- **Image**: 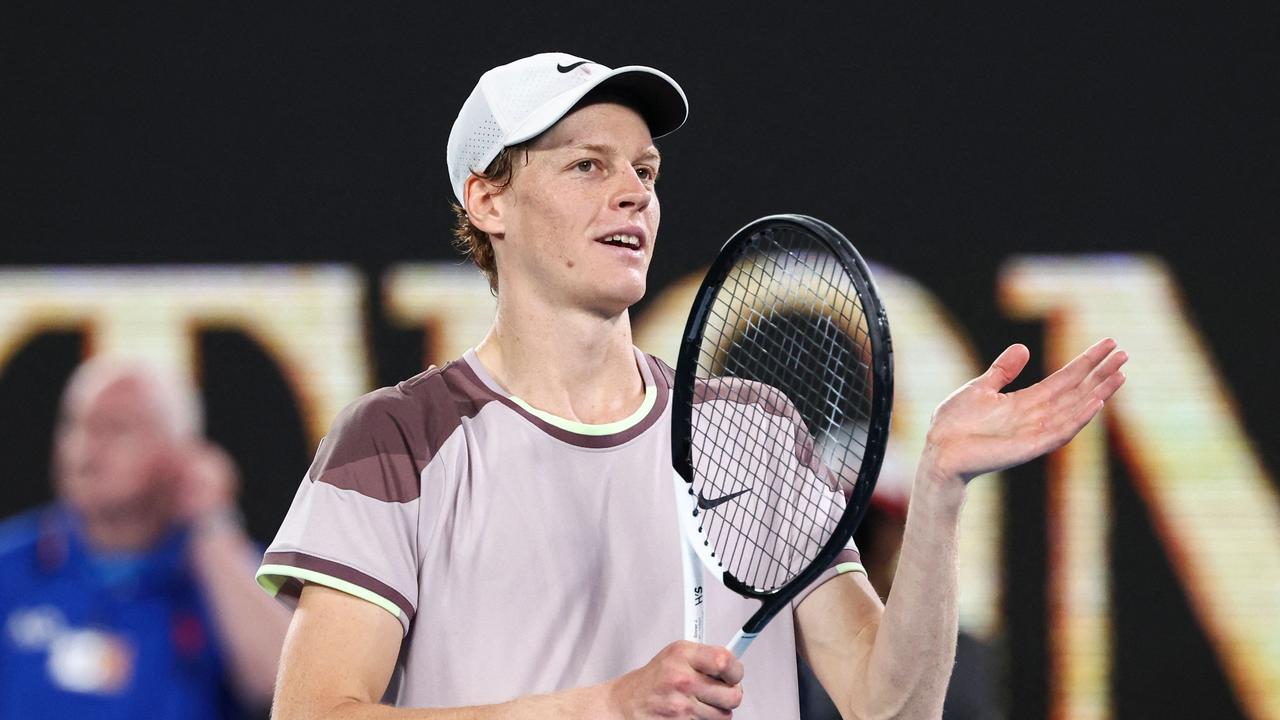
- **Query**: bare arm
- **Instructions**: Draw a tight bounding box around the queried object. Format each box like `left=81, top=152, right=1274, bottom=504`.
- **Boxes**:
left=795, top=462, right=962, bottom=720
left=274, top=583, right=746, bottom=720
left=797, top=339, right=1128, bottom=719
left=189, top=514, right=293, bottom=705
left=175, top=443, right=291, bottom=706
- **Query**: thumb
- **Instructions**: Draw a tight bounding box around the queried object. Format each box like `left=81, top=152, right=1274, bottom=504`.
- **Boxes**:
left=974, top=344, right=1030, bottom=392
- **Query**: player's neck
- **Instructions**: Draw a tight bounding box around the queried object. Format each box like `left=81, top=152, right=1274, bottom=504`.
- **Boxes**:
left=476, top=293, right=645, bottom=426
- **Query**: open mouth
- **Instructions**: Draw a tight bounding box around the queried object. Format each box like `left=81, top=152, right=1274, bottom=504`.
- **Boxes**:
left=596, top=233, right=643, bottom=250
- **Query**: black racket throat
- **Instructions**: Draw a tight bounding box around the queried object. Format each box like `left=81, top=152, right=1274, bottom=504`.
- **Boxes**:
left=672, top=214, right=894, bottom=636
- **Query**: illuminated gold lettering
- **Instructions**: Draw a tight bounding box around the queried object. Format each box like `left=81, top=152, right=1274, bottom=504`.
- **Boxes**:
left=0, top=267, right=370, bottom=446
left=383, top=264, right=497, bottom=365
left=1002, top=255, right=1280, bottom=719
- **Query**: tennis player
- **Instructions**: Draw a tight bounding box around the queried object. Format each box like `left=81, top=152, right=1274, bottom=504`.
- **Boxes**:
left=260, top=53, right=1126, bottom=720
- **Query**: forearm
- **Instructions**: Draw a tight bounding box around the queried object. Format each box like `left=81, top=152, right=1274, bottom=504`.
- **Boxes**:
left=188, top=513, right=292, bottom=705
left=827, top=338, right=1125, bottom=718
left=854, top=447, right=965, bottom=719
left=278, top=576, right=742, bottom=720
left=280, top=686, right=611, bottom=720
left=274, top=582, right=617, bottom=720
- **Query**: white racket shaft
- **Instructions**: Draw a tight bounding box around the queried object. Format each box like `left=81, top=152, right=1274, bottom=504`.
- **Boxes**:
left=673, top=470, right=759, bottom=656
left=681, top=527, right=705, bottom=643
left=674, top=470, right=706, bottom=643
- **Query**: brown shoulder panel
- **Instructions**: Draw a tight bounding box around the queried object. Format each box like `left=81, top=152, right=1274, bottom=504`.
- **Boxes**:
left=308, top=362, right=498, bottom=502
left=648, top=354, right=676, bottom=389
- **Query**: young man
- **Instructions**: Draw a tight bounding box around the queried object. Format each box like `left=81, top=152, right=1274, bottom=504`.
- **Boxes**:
left=0, top=357, right=291, bottom=718
left=260, top=53, right=1127, bottom=719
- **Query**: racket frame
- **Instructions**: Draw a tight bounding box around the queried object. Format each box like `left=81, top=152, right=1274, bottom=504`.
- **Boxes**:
left=671, top=213, right=894, bottom=644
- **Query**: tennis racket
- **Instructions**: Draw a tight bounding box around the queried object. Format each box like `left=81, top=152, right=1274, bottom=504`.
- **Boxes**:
left=670, top=213, right=893, bottom=657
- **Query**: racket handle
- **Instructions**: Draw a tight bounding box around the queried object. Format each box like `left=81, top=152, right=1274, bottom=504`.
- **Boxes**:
left=725, top=630, right=758, bottom=658
left=682, top=534, right=706, bottom=643
left=674, top=469, right=706, bottom=643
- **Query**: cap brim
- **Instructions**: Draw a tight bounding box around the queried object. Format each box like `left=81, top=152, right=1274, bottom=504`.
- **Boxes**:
left=506, top=65, right=689, bottom=146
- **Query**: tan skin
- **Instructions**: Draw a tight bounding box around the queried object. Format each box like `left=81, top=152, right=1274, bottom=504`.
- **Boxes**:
left=273, top=102, right=1128, bottom=719
left=796, top=340, right=1127, bottom=719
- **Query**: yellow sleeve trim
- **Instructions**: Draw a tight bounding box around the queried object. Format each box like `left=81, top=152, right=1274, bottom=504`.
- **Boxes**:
left=257, top=564, right=402, bottom=620
left=835, top=561, right=867, bottom=576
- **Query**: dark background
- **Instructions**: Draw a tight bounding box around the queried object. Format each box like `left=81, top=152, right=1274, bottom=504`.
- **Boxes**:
left=3, top=3, right=1277, bottom=718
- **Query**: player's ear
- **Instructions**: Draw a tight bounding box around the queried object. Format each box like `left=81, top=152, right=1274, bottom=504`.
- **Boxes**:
left=464, top=174, right=506, bottom=237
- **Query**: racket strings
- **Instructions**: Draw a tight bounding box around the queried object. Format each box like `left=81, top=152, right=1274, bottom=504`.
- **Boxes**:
left=698, top=344, right=842, bottom=586
left=695, top=339, right=831, bottom=583
left=712, top=243, right=872, bottom=431
left=695, top=406, right=834, bottom=583
left=706, top=336, right=858, bottom=584
left=689, top=227, right=876, bottom=592
left=711, top=236, right=871, bottom=447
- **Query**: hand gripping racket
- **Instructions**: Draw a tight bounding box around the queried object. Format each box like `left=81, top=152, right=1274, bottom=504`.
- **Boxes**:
left=671, top=214, right=894, bottom=657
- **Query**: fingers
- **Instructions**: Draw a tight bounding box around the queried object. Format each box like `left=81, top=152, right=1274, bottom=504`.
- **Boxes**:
left=687, top=644, right=744, bottom=686
left=1083, top=349, right=1129, bottom=398
left=676, top=643, right=743, bottom=715
left=611, top=641, right=744, bottom=720
left=1092, top=367, right=1127, bottom=403
left=1055, top=363, right=1128, bottom=446
left=691, top=689, right=740, bottom=718
left=691, top=699, right=734, bottom=720
left=168, top=441, right=241, bottom=522
left=974, top=343, right=1031, bottom=391
left=1049, top=345, right=1128, bottom=416
left=1038, top=337, right=1118, bottom=396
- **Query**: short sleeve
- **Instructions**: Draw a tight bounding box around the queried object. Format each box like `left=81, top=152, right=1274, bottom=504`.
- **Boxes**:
left=792, top=538, right=866, bottom=607
left=257, top=387, right=428, bottom=635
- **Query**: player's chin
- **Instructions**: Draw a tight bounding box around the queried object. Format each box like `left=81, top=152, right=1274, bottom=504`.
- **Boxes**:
left=604, top=268, right=647, bottom=301
left=618, top=276, right=649, bottom=308
left=588, top=280, right=647, bottom=317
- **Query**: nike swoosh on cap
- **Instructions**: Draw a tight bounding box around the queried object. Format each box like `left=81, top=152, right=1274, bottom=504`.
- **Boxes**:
left=556, top=60, right=591, bottom=73
left=697, top=487, right=751, bottom=510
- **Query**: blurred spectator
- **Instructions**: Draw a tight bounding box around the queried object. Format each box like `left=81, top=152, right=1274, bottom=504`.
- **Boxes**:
left=0, top=356, right=290, bottom=718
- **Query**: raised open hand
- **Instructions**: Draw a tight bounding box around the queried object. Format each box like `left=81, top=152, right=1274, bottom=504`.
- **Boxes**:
left=925, top=338, right=1128, bottom=484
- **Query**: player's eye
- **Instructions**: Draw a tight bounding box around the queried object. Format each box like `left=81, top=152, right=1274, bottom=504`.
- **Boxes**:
left=635, top=166, right=659, bottom=183
left=574, top=160, right=596, bottom=173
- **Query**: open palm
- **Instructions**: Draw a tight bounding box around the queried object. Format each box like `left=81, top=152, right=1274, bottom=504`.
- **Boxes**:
left=927, top=338, right=1128, bottom=483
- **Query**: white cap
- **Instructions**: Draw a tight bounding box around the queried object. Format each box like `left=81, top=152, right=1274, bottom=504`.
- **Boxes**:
left=446, top=52, right=689, bottom=204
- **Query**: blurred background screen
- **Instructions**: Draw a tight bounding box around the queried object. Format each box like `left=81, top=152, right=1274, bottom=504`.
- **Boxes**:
left=2, top=3, right=1276, bottom=718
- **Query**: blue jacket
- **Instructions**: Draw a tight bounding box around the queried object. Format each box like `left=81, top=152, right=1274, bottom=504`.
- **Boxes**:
left=0, top=506, right=245, bottom=719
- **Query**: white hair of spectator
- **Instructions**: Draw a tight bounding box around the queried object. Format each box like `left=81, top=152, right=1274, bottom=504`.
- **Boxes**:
left=62, top=355, right=204, bottom=439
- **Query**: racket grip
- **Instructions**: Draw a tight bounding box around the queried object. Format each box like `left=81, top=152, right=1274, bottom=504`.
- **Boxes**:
left=682, top=536, right=705, bottom=643
left=725, top=630, right=758, bottom=658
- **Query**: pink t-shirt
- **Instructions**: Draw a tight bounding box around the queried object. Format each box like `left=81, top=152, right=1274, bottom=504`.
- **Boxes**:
left=259, top=349, right=861, bottom=717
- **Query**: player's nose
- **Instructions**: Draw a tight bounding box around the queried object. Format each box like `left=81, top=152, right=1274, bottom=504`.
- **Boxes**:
left=612, top=167, right=652, bottom=213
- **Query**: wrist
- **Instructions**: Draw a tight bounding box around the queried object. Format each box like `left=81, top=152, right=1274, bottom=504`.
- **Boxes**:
left=912, top=443, right=968, bottom=516
left=530, top=681, right=617, bottom=720
left=592, top=677, right=624, bottom=720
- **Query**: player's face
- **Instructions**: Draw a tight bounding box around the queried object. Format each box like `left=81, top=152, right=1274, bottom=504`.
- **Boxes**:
left=54, top=376, right=172, bottom=520
left=495, top=102, right=661, bottom=316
